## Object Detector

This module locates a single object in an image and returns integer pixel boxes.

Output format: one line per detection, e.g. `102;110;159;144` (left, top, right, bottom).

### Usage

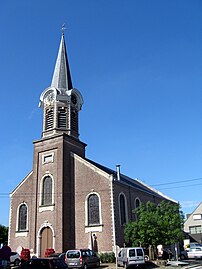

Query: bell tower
31;31;86;252
39;33;83;139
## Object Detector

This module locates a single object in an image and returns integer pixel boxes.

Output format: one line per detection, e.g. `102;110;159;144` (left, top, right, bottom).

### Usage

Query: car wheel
83;264;88;269
96;261;100;268
14;259;20;266
180;254;185;260
145;255;149;261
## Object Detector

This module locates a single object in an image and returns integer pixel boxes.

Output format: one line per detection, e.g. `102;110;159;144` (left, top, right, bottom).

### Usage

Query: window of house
88;194;100;225
120;194;127;225
193;214;202;220
42;176;52;206
18;204;27;231
189;226;202;234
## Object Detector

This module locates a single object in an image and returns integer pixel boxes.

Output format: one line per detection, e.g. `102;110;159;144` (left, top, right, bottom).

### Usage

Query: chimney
116;164;121;181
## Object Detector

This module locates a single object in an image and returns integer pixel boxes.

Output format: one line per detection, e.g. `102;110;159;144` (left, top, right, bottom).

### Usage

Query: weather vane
61;23;66;35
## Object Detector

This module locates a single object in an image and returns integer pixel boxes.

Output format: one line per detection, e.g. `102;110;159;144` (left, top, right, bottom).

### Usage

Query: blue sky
0;0;202;226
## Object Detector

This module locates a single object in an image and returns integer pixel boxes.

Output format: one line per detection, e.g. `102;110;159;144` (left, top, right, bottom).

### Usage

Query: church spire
39;31;84;139
51;33;73;91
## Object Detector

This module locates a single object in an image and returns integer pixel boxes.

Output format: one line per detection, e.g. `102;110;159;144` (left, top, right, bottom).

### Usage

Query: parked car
10;251;21;266
189;243;202;250
58;253;66;261
179;250;188;260
49;253;66;261
187;248;202;259
117;247;145;268
21;257;68;269
179;248;202;260
65;249;100;269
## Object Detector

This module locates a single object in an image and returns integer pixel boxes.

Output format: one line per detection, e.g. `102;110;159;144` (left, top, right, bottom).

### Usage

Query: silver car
65;249;100;269
187;248;202;259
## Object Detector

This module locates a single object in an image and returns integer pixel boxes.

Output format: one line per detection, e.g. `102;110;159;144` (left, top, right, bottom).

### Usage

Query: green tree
124;201;184;248
0;225;9;245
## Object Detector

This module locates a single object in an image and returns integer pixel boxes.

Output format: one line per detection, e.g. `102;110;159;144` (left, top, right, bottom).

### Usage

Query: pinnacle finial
61;23;66;36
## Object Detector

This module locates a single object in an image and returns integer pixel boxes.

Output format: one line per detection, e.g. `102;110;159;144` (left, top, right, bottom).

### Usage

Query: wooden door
41;227;53;257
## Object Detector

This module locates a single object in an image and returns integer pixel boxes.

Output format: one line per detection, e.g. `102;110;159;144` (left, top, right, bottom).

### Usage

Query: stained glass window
42;176;52;206
120;194;126;225
18;204;27;231
88;194;100;225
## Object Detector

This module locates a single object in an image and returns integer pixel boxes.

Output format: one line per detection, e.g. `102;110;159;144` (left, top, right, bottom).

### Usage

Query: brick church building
8;33;175;257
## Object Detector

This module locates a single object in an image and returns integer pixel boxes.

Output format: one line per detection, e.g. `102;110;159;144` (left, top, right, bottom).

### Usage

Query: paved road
178;260;202;269
103;260;202;269
11;260;202;269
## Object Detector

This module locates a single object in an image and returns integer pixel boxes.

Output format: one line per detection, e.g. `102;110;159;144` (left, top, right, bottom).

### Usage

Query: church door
40;227;53;257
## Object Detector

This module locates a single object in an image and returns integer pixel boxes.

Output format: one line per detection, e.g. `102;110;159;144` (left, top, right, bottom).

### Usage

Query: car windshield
67;251;80;258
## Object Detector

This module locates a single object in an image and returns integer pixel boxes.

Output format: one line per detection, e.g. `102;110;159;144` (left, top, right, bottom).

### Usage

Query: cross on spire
61;23;66;36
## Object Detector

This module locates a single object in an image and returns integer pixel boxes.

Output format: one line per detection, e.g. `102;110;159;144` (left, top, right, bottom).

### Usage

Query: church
8;33;176;257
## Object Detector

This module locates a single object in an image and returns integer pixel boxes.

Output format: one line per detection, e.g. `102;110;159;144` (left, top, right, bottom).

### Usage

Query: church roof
86;158;177;203
51;33;73;90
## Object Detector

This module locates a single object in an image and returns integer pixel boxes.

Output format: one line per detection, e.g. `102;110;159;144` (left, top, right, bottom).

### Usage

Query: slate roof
51;33;73;91
86;158;177;203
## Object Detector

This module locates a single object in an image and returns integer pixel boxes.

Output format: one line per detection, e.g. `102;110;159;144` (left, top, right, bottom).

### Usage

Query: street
10;259;202;269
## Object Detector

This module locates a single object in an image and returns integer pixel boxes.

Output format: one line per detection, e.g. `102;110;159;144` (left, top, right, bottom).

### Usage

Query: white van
117;247;145;268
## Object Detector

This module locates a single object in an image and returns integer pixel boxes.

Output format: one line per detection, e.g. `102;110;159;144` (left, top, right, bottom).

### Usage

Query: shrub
99;252;115;263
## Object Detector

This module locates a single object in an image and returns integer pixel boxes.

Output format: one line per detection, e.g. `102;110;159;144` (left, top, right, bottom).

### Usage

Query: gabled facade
9;33;176;257
184;202;202;243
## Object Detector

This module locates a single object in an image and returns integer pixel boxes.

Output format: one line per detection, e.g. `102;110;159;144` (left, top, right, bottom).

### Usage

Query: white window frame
85;192;103;233
193;214;202;220
15;202;28;237
42;153;54;164
39;174;55;212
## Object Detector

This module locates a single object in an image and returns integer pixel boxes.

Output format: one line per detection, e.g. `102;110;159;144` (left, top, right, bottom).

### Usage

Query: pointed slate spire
51;33;73;91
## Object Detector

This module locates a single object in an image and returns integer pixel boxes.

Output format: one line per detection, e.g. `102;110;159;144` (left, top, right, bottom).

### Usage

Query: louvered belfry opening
58;107;67;128
45;108;54;130
71;110;78;133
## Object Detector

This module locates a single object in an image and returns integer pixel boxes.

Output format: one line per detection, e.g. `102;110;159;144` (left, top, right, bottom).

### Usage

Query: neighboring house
184;202;202;243
9;33;176;257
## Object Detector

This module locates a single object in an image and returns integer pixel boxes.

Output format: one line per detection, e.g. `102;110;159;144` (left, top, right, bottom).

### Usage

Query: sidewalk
100;261;188;269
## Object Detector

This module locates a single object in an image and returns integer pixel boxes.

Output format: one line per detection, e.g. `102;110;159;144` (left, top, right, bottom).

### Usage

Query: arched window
119;194;127;225
135;198;141;208
18;204;27;231
88;194;100;225
42;176;52;206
